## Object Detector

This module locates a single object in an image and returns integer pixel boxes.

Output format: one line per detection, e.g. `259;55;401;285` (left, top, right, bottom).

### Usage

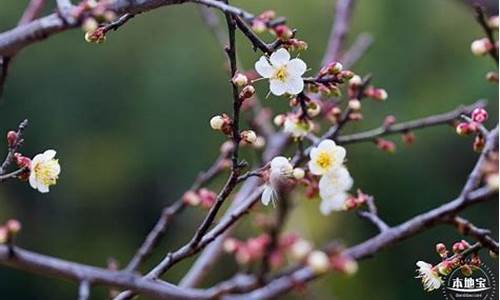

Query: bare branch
322;0;357;66
336;100;485;145
447;216;499;254
340;33;373;68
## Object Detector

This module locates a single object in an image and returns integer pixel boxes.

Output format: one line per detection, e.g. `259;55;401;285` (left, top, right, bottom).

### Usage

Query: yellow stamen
317;152;332;169
275;66;288;81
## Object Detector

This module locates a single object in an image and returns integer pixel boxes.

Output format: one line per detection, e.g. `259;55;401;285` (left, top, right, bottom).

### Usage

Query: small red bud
6;219;21;235
456;122;472;136
471;108;488;123
376;139;396;153
239;85;256;99
6;131;17;147
473;135;485;152
383;115;397;127
402;132;416;145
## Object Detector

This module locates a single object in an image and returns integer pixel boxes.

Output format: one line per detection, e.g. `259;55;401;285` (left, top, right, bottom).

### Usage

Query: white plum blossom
318;166;353;215
308;139;346;176
319;192;350;215
318;167;353;199
255;48;307;96
283;115;313;138
29;150;61;193
416;261;443;292
261;156;293;206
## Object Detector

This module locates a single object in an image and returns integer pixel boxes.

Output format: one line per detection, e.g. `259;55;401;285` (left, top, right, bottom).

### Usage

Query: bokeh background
0;0;498;299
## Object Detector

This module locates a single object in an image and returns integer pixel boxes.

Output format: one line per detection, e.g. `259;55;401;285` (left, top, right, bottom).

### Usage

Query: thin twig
447;216;499;254
336;100;485;145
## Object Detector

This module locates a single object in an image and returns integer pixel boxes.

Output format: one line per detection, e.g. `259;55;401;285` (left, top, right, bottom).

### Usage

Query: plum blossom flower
308;139;346;176
29;150;61;193
255;48;307;96
262;156;293;206
415;261;443;292
318;167;353;199
319;192;350;215
283;115;313;138
318;167;353;215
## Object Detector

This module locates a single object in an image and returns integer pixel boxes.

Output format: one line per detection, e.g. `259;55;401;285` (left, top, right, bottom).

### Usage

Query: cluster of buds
455;108;489;152
182;188;217;209
306;250;358;275
251;10;277;33
375;138;396;154
437;241;478;276
274;113;314;139
223;234;272;265
74;1;117;44
210;113;233;135
0;219;21;244
345;190;370;210
416;240;480;291
288;98;322;118
308;66;354;98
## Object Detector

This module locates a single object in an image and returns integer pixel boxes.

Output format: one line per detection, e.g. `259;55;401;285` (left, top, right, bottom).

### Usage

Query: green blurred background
0;0;498;299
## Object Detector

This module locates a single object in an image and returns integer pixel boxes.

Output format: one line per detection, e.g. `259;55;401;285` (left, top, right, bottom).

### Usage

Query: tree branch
336;100;485;145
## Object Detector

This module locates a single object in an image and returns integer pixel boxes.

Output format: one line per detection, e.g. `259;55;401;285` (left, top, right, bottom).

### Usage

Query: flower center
274;66;288;81
317;151;333;169
34;160;59;186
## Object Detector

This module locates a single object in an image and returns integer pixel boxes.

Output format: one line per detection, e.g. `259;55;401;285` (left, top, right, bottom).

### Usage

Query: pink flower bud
456;122;472;136
471;38;493;56
210;115;225;130
14;153;31;169
6;219;21;235
402;132;416;145
6;131;17;147
471;108;488;123
486;72;499;83
199;188;217;209
376;139;396;153
435;243;448;258
473;135;485;152
383;115;396;127
365;87;388;101
273;25;293;41
232;73;248;87
240;130;257;144
223;238;240;253
331;255;358;275
239;85;256;99
452;241;467;253
307;251;330;274
251;20;267;33
348;99;361;111
182;191;201;206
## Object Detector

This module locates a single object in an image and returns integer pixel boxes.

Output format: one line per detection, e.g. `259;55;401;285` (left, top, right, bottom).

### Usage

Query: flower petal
29;173;38;189
285;76;304;95
255;57;274;78
261;185;274;206
318;139;336;152
43;149;57;160
287;58;307;75
269;79;287;96
308;161;323;176
333;146;346;165
270;48;290;66
37;182;49;193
